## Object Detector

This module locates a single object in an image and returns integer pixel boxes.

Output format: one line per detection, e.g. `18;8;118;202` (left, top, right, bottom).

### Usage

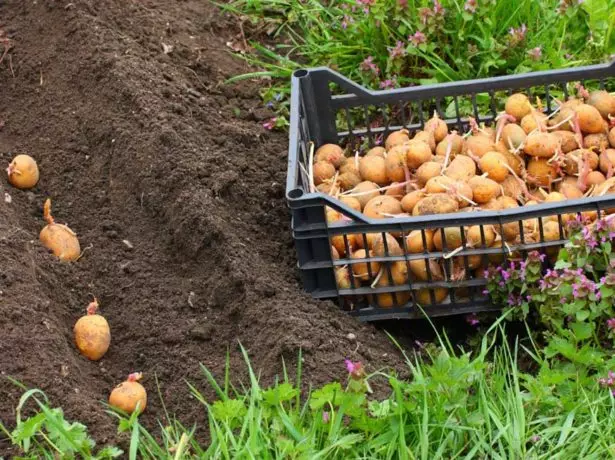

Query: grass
219;0;615;122
4;316;615;458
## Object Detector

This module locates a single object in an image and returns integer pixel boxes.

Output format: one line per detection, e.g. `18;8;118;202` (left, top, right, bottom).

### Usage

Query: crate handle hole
293;69;309;78
288;188;305;199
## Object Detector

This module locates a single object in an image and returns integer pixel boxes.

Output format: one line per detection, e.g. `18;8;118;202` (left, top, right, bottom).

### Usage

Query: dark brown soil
0;0;404;453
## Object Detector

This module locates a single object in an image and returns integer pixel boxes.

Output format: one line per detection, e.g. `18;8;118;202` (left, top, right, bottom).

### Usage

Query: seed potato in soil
0;0;406;453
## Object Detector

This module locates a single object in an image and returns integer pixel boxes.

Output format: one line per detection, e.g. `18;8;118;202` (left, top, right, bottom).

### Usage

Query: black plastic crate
286;61;615;322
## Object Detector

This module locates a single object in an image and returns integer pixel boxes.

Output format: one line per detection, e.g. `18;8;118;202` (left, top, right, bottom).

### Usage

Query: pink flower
344;359;365;379
379;78;397;90
607;318;615;330
322;411;330;423
508;24;527;46
466;313;479;326
464;0;478;13
263;118;277;130
409;31;427;46
389;41;407;59
360;56;380;76
432;0;445;15
527;47;542;61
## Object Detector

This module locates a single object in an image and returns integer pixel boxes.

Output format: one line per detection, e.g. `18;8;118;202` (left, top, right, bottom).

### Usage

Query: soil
0;0;407;453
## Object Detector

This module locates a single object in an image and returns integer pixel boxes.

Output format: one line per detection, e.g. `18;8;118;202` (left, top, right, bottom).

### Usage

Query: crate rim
286;60;615;227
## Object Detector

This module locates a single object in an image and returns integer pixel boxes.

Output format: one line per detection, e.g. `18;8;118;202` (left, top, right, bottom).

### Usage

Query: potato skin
413;194;459;216
40;224;81;262
109;381;147;414
74;315;110;360
7;154;39;189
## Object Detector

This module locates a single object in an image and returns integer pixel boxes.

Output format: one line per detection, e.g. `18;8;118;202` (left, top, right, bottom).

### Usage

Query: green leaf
554;260;571;270
262;383;299;406
11;413;46;452
570;321;592;340
309;383;343;410
211;398;247;423
368;400;391;418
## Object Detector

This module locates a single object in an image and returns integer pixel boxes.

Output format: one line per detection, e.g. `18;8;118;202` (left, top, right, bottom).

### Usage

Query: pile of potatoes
311;89;615;308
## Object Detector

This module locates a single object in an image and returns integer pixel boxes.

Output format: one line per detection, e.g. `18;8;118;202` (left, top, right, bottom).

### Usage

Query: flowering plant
486;215;615;361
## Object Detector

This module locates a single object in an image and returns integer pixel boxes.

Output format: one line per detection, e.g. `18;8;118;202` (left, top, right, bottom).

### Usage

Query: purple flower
389;41;407;59
398;0;408;7
526;295;532;302
409;31;427;46
466;313;479;326
360;56;380;76
501;270;511;281
263;118;277;130
531;435;541;443
607;318;615;330
527;47;542;61
508;24;527;46
379;78;398;90
322;411;330;423
482;289;489;296
344;359;365;379
432;0;445;15
464;0;477;13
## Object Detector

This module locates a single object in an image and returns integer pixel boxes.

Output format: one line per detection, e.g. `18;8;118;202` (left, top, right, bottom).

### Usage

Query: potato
331;246;340;260
599;149;615;175
363;195;402;219
385;129;410;151
464;135;496;158
587;170;606;186
388;261;409;286
385;182;406;199
469;176;501;203
435;133;464;157
313;161;336;185
433;227;463;251
74;298;110;361
416;161;442;186
609;127;615;148
413;193;459;216
372;233;404;257
338;171;362;191
109;373;147;415
359;156;388;186
466;225;496;248
501;123;526;150
331;234;357;258
497;196;518;209
424;113;448;142
523;132;559;157
335;266;352;289
413;288;448;305
584;133;609;152
505;93;533;120
39;199;81;262
502;150;524;176
444;155;476;182
400;190;426;213
340;196;361;212
425;175;456;194
405;229;434;253
564;149;599;175
409;258;443;281
558;179;584;199
479;151;509;182
385;146;408;183
6;154;40;189
405;140;433;169
520;111;548;134
501;175;522;199
366;146;387;158
349;181;380;209
549;106;575;132
353;232;379;250
413;130;436;152
575;104;605;134
339;158;360;175
526;158;558;188
350;249;381;280
315;144;345;168
553;130;580;153
587;90;615;119
372;277;411;308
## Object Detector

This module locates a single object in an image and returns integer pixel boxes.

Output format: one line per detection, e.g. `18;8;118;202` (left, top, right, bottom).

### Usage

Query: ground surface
0;0;406;453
